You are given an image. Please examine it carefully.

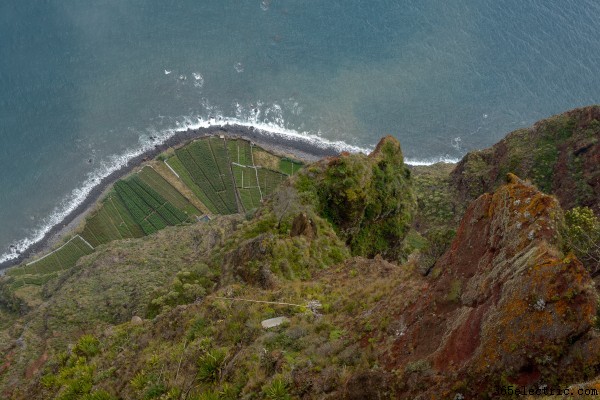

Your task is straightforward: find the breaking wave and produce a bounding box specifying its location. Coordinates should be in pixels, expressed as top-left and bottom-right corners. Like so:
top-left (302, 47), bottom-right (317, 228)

top-left (0, 111), bottom-right (458, 265)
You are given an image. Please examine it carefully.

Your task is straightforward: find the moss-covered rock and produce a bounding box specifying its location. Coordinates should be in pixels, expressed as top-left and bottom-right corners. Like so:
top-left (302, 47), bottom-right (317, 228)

top-left (294, 136), bottom-right (415, 260)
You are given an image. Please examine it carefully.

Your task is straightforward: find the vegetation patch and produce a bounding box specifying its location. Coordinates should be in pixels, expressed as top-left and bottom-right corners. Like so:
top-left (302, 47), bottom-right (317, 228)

top-left (294, 136), bottom-right (415, 260)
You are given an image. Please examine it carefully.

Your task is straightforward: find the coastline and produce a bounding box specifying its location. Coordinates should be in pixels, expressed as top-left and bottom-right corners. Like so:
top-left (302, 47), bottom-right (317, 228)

top-left (0, 125), bottom-right (344, 272)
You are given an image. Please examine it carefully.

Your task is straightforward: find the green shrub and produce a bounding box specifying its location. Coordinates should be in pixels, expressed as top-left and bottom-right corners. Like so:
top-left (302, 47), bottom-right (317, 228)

top-left (447, 279), bottom-right (462, 303)
top-left (563, 207), bottom-right (600, 276)
top-left (405, 359), bottom-right (430, 374)
top-left (0, 278), bottom-right (28, 314)
top-left (74, 335), bottom-right (101, 359)
top-left (417, 228), bottom-right (456, 275)
top-left (147, 265), bottom-right (214, 318)
top-left (197, 348), bottom-right (227, 383)
top-left (295, 137), bottom-right (415, 260)
top-left (193, 391), bottom-right (220, 400)
top-left (81, 390), bottom-right (118, 400)
top-left (263, 377), bottom-right (291, 400)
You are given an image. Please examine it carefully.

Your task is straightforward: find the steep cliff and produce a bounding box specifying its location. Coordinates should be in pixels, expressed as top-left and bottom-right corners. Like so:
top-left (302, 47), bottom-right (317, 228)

top-left (0, 116), bottom-right (598, 399)
top-left (452, 106), bottom-right (600, 213)
top-left (294, 135), bottom-right (415, 260)
top-left (379, 174), bottom-right (599, 398)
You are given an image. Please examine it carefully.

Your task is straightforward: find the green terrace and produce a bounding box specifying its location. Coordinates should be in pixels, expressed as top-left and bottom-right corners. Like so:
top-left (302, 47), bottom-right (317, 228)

top-left (5, 136), bottom-right (303, 290)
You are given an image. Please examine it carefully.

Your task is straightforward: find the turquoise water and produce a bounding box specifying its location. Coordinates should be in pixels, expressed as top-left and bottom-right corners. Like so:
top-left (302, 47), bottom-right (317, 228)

top-left (1, 0), bottom-right (600, 261)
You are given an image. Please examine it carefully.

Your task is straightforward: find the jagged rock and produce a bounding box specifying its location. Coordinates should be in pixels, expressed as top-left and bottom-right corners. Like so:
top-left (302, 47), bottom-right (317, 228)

top-left (290, 213), bottom-right (316, 239)
top-left (385, 176), bottom-right (599, 397)
top-left (294, 135), bottom-right (415, 260)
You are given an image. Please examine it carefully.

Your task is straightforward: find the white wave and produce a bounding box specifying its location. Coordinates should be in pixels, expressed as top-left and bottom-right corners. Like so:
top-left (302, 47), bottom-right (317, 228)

top-left (405, 157), bottom-right (460, 166)
top-left (175, 114), bottom-right (370, 154)
top-left (0, 141), bottom-right (164, 264)
top-left (0, 112), bottom-right (368, 265)
top-left (0, 108), bottom-right (457, 265)
top-left (192, 72), bottom-right (204, 88)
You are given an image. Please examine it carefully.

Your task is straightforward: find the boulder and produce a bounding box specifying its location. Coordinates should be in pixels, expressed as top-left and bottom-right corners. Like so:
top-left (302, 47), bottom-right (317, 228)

top-left (261, 317), bottom-right (290, 329)
top-left (290, 213), bottom-right (316, 239)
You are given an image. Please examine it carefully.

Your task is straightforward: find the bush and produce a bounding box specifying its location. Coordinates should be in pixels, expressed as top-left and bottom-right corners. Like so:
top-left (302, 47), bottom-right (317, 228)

top-left (563, 207), bottom-right (600, 276)
top-left (81, 390), bottom-right (118, 400)
top-left (75, 335), bottom-right (101, 359)
top-left (0, 278), bottom-right (28, 314)
top-left (197, 348), bottom-right (227, 383)
top-left (263, 377), bottom-right (291, 400)
top-left (295, 137), bottom-right (415, 260)
top-left (416, 228), bottom-right (456, 275)
top-left (147, 265), bottom-right (214, 318)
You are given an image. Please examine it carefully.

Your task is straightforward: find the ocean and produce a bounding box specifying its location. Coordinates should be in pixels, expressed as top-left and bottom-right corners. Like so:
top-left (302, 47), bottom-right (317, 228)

top-left (1, 0), bottom-right (600, 263)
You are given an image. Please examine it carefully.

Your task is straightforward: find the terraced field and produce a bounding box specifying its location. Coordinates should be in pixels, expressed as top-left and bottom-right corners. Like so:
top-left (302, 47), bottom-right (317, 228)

top-left (280, 158), bottom-right (304, 176)
top-left (7, 236), bottom-right (94, 288)
top-left (137, 166), bottom-right (200, 217)
top-left (7, 136), bottom-right (303, 287)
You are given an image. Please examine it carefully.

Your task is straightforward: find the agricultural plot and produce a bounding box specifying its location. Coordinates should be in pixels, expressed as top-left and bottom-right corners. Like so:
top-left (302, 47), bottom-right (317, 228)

top-left (175, 138), bottom-right (239, 215)
top-left (108, 193), bottom-right (146, 238)
top-left (209, 137), bottom-right (238, 213)
top-left (227, 139), bottom-right (300, 211)
top-left (230, 151), bottom-right (263, 212)
top-left (10, 136), bottom-right (298, 289)
top-left (174, 148), bottom-right (229, 214)
top-left (257, 168), bottom-right (287, 196)
top-left (82, 200), bottom-right (126, 246)
top-left (227, 139), bottom-right (252, 166)
top-left (166, 156), bottom-right (219, 214)
top-left (237, 187), bottom-right (263, 211)
top-left (280, 158), bottom-right (304, 175)
top-left (187, 140), bottom-right (224, 192)
top-left (137, 166), bottom-right (200, 217)
top-left (7, 235), bottom-right (94, 287)
top-left (114, 178), bottom-right (188, 235)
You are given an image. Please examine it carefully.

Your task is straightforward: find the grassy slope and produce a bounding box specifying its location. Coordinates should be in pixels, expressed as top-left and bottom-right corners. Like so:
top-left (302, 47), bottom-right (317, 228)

top-left (2, 118), bottom-right (598, 399)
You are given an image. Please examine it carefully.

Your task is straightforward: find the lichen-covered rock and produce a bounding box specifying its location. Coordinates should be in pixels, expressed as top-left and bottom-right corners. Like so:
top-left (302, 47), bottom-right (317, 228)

top-left (294, 135), bottom-right (415, 260)
top-left (385, 175), bottom-right (599, 398)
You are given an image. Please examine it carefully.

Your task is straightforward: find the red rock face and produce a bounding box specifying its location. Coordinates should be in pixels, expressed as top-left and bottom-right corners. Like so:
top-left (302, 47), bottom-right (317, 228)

top-left (386, 175), bottom-right (599, 398)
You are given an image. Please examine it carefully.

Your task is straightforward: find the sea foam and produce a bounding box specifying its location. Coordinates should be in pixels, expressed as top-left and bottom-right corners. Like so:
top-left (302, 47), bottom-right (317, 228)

top-left (0, 114), bottom-right (455, 265)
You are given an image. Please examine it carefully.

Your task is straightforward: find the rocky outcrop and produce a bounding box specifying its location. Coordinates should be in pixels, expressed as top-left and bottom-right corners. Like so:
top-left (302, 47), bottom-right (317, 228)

top-left (294, 135), bottom-right (415, 260)
top-left (384, 175), bottom-right (599, 398)
top-left (290, 213), bottom-right (317, 239)
top-left (452, 106), bottom-right (600, 213)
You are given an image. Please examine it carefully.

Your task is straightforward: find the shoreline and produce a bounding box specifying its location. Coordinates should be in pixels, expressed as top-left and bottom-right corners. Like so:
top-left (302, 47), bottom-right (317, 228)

top-left (0, 125), bottom-right (343, 271)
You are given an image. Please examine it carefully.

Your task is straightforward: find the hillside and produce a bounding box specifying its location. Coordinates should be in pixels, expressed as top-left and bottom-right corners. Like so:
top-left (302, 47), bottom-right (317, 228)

top-left (3, 135), bottom-right (302, 299)
top-left (0, 107), bottom-right (599, 399)
top-left (452, 106), bottom-right (600, 213)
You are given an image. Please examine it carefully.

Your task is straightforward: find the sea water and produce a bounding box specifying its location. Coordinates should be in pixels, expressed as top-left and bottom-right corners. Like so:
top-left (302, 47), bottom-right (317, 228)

top-left (1, 0), bottom-right (600, 262)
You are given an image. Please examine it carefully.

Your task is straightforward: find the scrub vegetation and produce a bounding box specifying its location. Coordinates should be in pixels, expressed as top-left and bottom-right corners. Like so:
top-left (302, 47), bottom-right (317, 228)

top-left (1, 106), bottom-right (600, 399)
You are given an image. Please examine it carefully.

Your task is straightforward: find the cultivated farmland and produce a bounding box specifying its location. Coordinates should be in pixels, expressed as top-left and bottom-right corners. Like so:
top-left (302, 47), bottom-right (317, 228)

top-left (7, 235), bottom-right (94, 288)
top-left (9, 135), bottom-right (303, 288)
